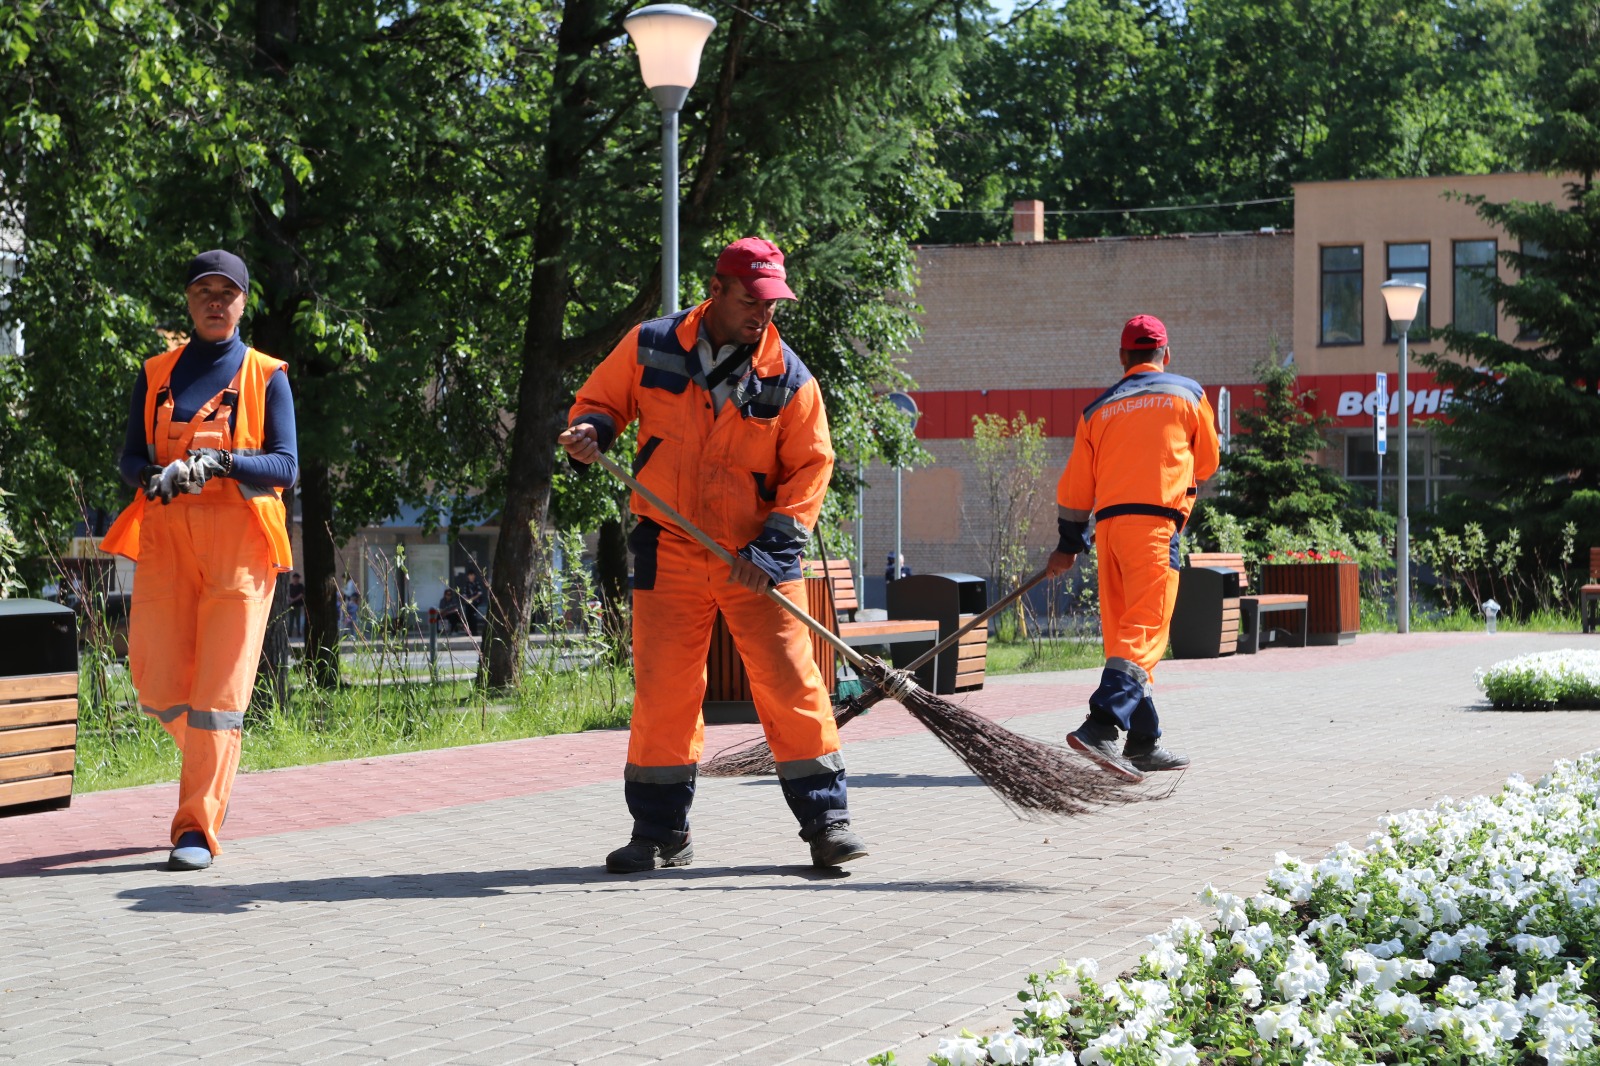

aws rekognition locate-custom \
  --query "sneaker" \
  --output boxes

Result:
[605,836,693,873]
[809,822,869,868]
[167,831,212,871]
[1067,719,1145,783]
[1123,738,1190,773]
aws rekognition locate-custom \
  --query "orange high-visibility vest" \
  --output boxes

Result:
[101,345,293,571]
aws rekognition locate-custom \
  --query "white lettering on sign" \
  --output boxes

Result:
[1099,395,1175,419]
[1334,389,1455,417]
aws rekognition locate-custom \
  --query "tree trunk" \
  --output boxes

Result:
[595,515,630,657]
[252,571,291,721]
[297,458,343,688]
[482,340,566,689]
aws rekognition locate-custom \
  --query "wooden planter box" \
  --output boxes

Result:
[1260,561,1360,646]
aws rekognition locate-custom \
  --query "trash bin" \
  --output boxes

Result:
[887,573,988,694]
[1169,567,1241,659]
[0,599,79,816]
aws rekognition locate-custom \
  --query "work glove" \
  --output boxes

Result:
[145,459,190,504]
[137,464,163,499]
[181,448,234,493]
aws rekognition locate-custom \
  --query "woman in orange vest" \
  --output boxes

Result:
[101,250,297,871]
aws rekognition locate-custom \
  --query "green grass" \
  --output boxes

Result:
[985,635,1105,675]
[74,665,633,793]
[1358,597,1582,634]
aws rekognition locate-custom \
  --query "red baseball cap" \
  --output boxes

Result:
[1121,313,1169,350]
[715,237,797,301]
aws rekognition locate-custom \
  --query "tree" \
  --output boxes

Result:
[1423,0,1600,556]
[967,411,1049,634]
[926,0,1543,244]
[1208,355,1355,540]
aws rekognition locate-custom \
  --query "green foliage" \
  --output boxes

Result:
[0,487,24,597]
[1209,356,1364,539]
[928,0,1542,243]
[1412,518,1579,618]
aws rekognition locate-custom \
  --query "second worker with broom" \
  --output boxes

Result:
[1048,314,1220,783]
[558,237,868,873]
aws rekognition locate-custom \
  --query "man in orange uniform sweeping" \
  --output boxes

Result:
[1047,314,1220,783]
[101,250,297,870]
[559,237,867,873]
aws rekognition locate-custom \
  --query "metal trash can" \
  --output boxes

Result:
[0,599,79,816]
[1169,566,1241,659]
[887,573,988,694]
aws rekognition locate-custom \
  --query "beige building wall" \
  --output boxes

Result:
[1291,172,1572,376]
[908,229,1296,389]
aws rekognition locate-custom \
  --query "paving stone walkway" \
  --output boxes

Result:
[2,631,1596,1065]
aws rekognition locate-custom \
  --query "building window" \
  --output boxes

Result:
[1516,240,1545,340]
[1342,428,1462,508]
[1385,242,1430,342]
[1452,240,1497,335]
[1320,245,1363,345]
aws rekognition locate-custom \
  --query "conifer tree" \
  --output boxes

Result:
[1210,356,1354,538]
[1423,0,1600,554]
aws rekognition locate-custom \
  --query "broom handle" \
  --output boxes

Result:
[895,567,1050,675]
[593,453,873,671]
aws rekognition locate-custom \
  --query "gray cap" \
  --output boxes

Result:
[185,249,249,293]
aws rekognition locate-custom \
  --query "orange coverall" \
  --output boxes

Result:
[1056,362,1220,738]
[569,300,848,844]
[101,346,292,855]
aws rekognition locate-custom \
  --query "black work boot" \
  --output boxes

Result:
[808,822,869,868]
[1067,718,1145,783]
[605,835,693,873]
[1123,736,1190,773]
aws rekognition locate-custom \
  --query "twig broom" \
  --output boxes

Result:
[703,569,1049,777]
[595,454,1138,817]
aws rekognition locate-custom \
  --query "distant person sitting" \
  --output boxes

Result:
[884,553,911,583]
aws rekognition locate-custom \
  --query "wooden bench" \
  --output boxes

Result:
[0,600,79,817]
[1188,552,1309,655]
[803,558,942,659]
[705,575,838,723]
[0,672,78,816]
[1582,547,1600,634]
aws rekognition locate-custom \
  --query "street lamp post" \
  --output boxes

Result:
[623,5,717,315]
[1380,280,1426,634]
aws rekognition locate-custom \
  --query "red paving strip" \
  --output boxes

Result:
[0,632,1492,876]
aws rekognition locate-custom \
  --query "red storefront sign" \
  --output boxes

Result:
[909,373,1452,440]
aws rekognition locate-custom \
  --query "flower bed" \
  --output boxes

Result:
[911,753,1600,1066]
[1477,650,1600,710]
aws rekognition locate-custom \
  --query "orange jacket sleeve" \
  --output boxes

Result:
[568,329,642,450]
[764,377,835,542]
[1193,393,1221,484]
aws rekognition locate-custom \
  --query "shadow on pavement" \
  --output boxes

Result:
[114,864,1056,913]
[0,846,164,878]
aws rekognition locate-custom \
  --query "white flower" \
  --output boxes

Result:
[934,1035,985,1066]
[1153,1030,1198,1066]
[983,1031,1041,1065]
[1274,937,1331,1002]
[1062,958,1099,984]
[1231,923,1275,961]
[1483,998,1524,1040]
[1509,933,1563,958]
[1363,937,1403,959]
[1231,968,1262,1007]
[1252,1004,1300,1043]
[1444,975,1481,1005]
[1023,992,1067,1021]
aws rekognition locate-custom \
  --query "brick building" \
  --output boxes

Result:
[852,171,1570,604]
